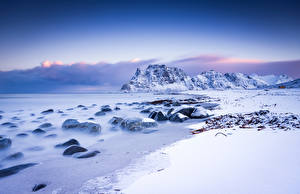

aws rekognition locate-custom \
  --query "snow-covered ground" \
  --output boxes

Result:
[0,89,299,194]
[117,89,300,194]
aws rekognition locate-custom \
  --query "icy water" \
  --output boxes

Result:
[0,93,208,193]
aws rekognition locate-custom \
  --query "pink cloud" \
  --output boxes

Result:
[41,60,64,68]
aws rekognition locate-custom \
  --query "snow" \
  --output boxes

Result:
[142,118,156,123]
[116,89,300,194]
[124,129,300,194]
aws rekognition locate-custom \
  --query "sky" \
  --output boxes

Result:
[0,0,299,92]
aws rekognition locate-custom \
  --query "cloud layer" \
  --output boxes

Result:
[0,55,299,93]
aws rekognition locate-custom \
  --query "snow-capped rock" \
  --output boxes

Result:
[121,64,195,92]
[121,64,296,92]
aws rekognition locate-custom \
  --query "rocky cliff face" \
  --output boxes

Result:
[121,64,295,92]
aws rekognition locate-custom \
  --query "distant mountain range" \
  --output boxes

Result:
[121,64,297,92]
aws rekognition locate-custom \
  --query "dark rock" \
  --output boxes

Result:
[77,105,85,108]
[76,150,100,159]
[101,105,112,112]
[114,106,121,110]
[172,101,181,106]
[169,113,189,122]
[190,107,212,119]
[16,133,28,138]
[11,116,20,120]
[41,109,54,115]
[149,111,168,121]
[154,111,168,121]
[176,107,196,118]
[30,113,35,116]
[167,108,174,117]
[62,119,101,134]
[37,116,44,120]
[88,117,95,120]
[57,110,64,113]
[121,118,143,131]
[32,128,46,135]
[95,111,106,116]
[3,152,24,161]
[109,117,124,125]
[32,184,47,192]
[0,138,12,150]
[0,115,2,119]
[0,110,4,114]
[44,134,57,138]
[55,139,79,148]
[1,122,17,128]
[39,122,52,128]
[63,145,87,156]
[66,108,74,111]
[140,108,153,113]
[0,163,37,178]
[82,107,88,110]
[149,111,157,119]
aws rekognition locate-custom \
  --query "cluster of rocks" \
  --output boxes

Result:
[94,105,120,116]
[109,117,158,131]
[62,119,101,134]
[54,138,100,158]
[192,110,300,134]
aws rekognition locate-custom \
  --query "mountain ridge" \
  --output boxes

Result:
[121,64,296,92]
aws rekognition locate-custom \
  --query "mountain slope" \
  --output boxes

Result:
[121,64,296,92]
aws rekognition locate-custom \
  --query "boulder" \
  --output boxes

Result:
[149,111,168,121]
[114,106,121,110]
[62,119,101,134]
[44,134,57,138]
[16,133,28,138]
[55,139,79,148]
[190,107,212,119]
[63,145,87,156]
[41,109,54,115]
[32,128,46,135]
[95,111,105,116]
[176,107,196,118]
[32,184,47,192]
[109,117,124,125]
[76,150,100,159]
[1,122,17,128]
[101,105,112,112]
[0,138,12,150]
[39,122,52,128]
[0,163,37,178]
[3,152,24,161]
[169,113,189,122]
[141,118,158,128]
[121,118,143,131]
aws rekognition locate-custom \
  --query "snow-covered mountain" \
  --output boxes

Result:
[250,74,293,85]
[121,64,296,92]
[121,64,195,92]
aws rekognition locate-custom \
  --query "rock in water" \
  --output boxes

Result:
[0,138,12,150]
[55,139,79,148]
[3,152,24,161]
[63,145,87,156]
[41,109,54,115]
[76,151,100,159]
[169,113,189,122]
[176,107,196,118]
[101,105,112,112]
[39,122,52,128]
[32,184,47,192]
[109,117,124,125]
[62,119,101,134]
[32,128,46,135]
[121,118,143,131]
[0,163,37,178]
[94,111,106,116]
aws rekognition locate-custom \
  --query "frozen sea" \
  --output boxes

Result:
[0,92,211,193]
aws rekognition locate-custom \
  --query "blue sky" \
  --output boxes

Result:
[0,0,300,71]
